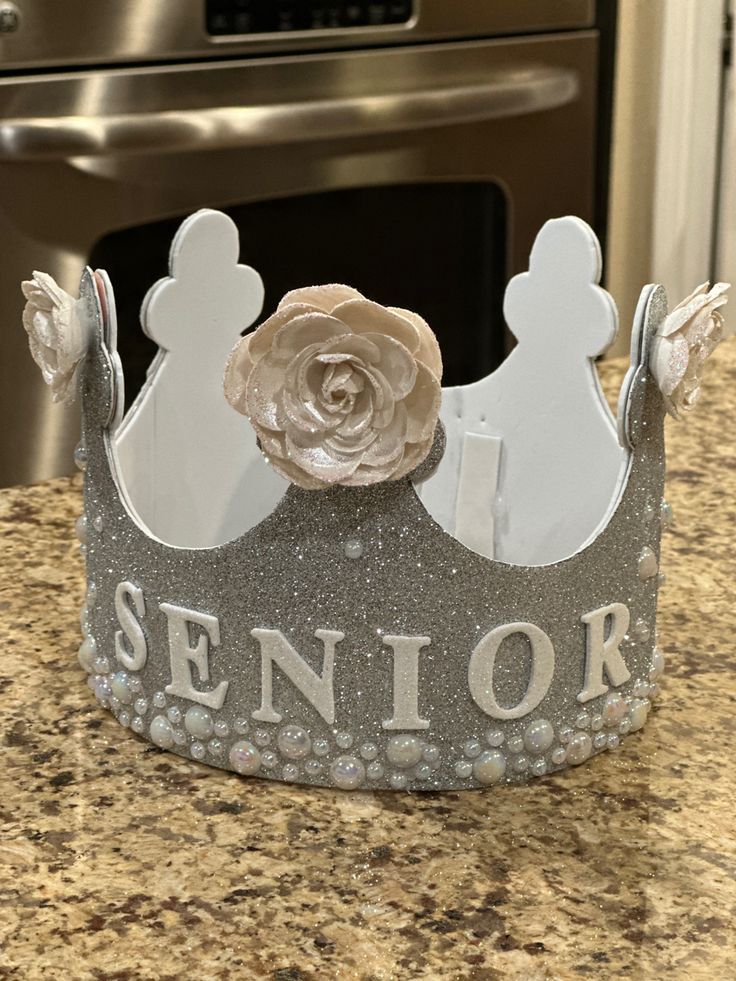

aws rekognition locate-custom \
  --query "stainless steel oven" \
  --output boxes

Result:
[0,0,607,486]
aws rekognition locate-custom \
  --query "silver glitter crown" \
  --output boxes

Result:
[73,240,670,793]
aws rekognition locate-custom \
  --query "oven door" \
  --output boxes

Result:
[0,32,597,486]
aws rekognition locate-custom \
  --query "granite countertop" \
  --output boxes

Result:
[1,350,735,981]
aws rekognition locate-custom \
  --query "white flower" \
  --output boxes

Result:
[21,271,88,404]
[224,284,443,489]
[649,281,731,418]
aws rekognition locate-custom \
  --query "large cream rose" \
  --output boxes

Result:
[22,271,89,404]
[224,284,442,489]
[649,281,730,418]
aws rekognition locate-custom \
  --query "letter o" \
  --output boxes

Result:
[468,622,555,720]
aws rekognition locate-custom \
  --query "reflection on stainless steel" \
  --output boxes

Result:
[0,67,578,158]
[0,0,594,69]
[0,28,599,487]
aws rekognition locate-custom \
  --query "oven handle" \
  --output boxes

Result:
[0,65,577,159]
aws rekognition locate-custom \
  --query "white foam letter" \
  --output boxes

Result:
[114,581,147,671]
[578,602,631,702]
[250,628,343,725]
[161,602,228,709]
[382,635,430,730]
[468,622,554,720]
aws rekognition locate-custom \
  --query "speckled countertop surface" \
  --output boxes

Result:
[1,351,735,981]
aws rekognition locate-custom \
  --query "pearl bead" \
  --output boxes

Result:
[190,741,206,760]
[128,675,142,693]
[282,764,299,782]
[660,500,673,529]
[607,734,620,749]
[131,716,144,734]
[575,712,591,730]
[486,730,504,747]
[463,738,482,759]
[207,739,223,757]
[565,732,592,765]
[618,718,632,735]
[632,618,651,642]
[650,647,665,681]
[166,706,182,725]
[602,693,626,726]
[118,710,131,727]
[277,725,312,760]
[591,715,603,731]
[75,514,88,544]
[558,727,573,745]
[93,676,111,703]
[305,760,322,776]
[628,698,650,732]
[150,715,174,749]
[414,762,432,780]
[110,671,133,705]
[506,736,524,755]
[152,691,166,708]
[523,719,554,754]
[335,731,353,749]
[87,582,97,608]
[531,758,547,777]
[638,546,659,579]
[594,732,607,749]
[344,539,363,559]
[133,697,148,716]
[229,740,261,774]
[389,772,408,790]
[73,443,87,470]
[93,514,104,533]
[184,706,213,739]
[512,755,529,773]
[254,728,271,746]
[551,746,566,765]
[260,750,277,769]
[234,718,249,735]
[386,735,423,768]
[172,729,186,746]
[454,760,473,779]
[214,720,229,738]
[422,745,439,763]
[473,750,506,785]
[359,742,378,760]
[313,738,330,757]
[78,637,97,672]
[330,755,365,790]
[366,762,384,780]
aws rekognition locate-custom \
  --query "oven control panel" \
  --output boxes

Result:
[206,0,414,35]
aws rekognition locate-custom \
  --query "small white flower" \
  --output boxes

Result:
[649,281,731,418]
[21,271,89,404]
[224,284,442,490]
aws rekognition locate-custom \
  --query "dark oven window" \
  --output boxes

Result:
[88,182,508,409]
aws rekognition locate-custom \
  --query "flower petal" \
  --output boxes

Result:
[248,306,337,363]
[403,361,443,442]
[272,313,357,362]
[358,332,417,399]
[223,334,255,415]
[277,284,364,314]
[388,306,443,379]
[332,298,421,355]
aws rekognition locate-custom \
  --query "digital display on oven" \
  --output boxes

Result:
[206,0,414,35]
